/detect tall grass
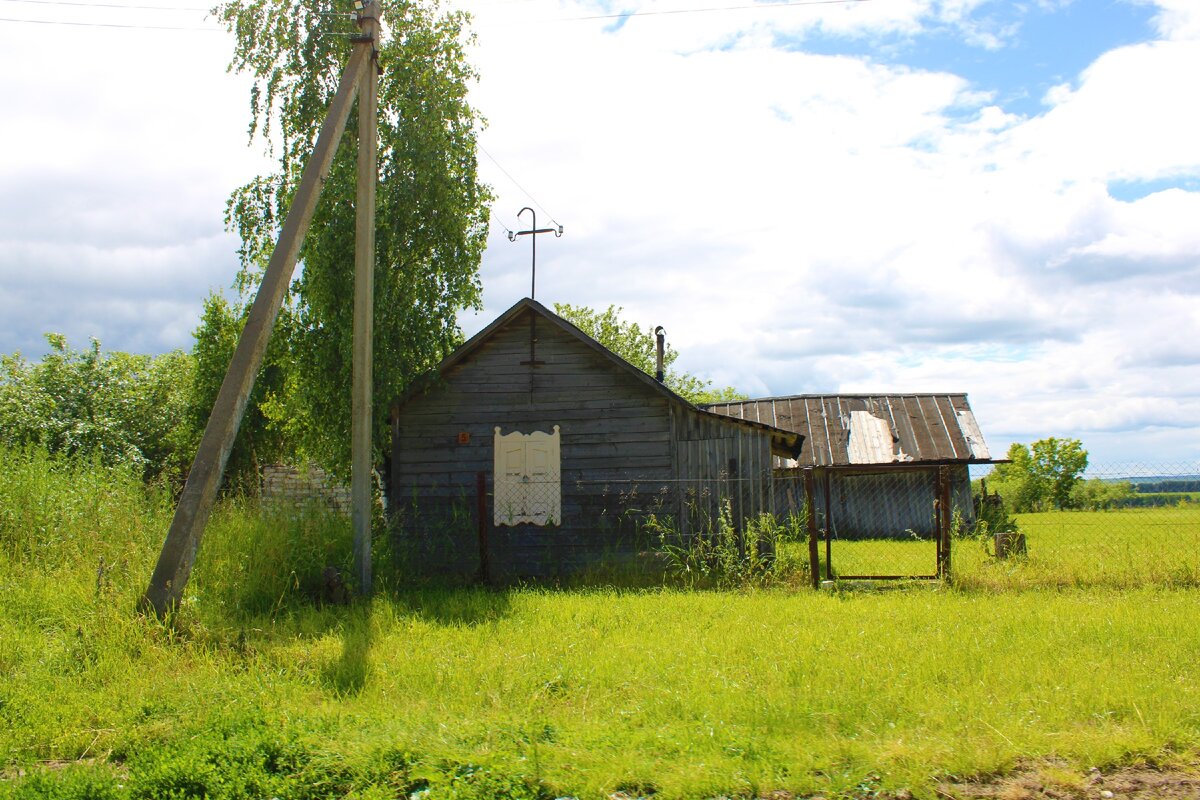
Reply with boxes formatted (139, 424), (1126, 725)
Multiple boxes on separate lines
(0, 445), (166, 567)
(791, 506), (1200, 590)
(951, 506), (1200, 589)
(3, 446), (1200, 799)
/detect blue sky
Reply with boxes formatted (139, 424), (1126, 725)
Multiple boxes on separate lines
(812, 1), (1159, 118)
(1, 0), (1198, 467)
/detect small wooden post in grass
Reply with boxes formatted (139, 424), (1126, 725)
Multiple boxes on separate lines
(994, 531), (1027, 559)
(804, 468), (820, 588)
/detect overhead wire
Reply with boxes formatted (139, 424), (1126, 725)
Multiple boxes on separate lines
(0, 14), (218, 28)
(546, 0), (873, 23)
(480, 145), (563, 231)
(490, 212), (515, 238)
(0, 0), (208, 10)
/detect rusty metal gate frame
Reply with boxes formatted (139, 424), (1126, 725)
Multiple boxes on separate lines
(803, 465), (953, 585)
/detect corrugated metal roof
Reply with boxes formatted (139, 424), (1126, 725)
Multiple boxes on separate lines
(703, 394), (993, 467)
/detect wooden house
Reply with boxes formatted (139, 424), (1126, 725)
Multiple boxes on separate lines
(389, 298), (802, 580)
(706, 394), (993, 540)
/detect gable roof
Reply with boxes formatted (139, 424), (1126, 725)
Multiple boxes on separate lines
(397, 297), (804, 457)
(705, 394), (993, 467)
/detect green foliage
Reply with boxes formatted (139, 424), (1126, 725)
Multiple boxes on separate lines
(2, 765), (124, 800)
(0, 446), (158, 567)
(198, 499), (356, 616)
(187, 293), (293, 490)
(6, 447), (1200, 798)
(123, 716), (311, 800)
(647, 503), (807, 588)
(970, 480), (1019, 539)
(988, 437), (1089, 512)
(0, 336), (194, 483)
(552, 303), (747, 406)
(1031, 436), (1089, 508)
(1118, 491), (1200, 508)
(1133, 479), (1200, 493)
(1070, 478), (1136, 510)
(215, 0), (493, 479)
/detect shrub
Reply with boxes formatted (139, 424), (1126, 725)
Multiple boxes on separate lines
(1, 765), (125, 800)
(647, 502), (807, 588)
(0, 445), (164, 567)
(193, 498), (356, 616)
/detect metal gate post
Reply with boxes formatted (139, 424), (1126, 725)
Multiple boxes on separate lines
(936, 465), (952, 579)
(804, 468), (819, 588)
(823, 469), (833, 581)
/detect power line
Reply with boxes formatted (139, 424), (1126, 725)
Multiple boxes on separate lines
(480, 145), (562, 230)
(490, 212), (514, 238)
(0, 14), (218, 28)
(549, 0), (874, 23)
(1, 0), (208, 10)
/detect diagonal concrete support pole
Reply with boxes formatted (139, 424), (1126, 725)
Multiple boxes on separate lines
(141, 39), (373, 618)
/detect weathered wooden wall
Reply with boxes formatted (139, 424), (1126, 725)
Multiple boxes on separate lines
(774, 465), (974, 539)
(391, 309), (782, 580)
(669, 404), (776, 538)
(392, 309), (676, 579)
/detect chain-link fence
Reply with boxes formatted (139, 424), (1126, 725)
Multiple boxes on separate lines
(956, 461), (1200, 589)
(389, 462), (1200, 588)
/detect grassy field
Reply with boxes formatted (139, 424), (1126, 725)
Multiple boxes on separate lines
(814, 506), (1200, 589)
(2, 447), (1200, 799)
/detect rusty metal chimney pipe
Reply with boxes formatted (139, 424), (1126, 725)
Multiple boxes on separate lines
(654, 326), (665, 383)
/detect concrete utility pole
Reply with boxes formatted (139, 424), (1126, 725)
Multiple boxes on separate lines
(352, 1), (380, 596)
(141, 2), (382, 617)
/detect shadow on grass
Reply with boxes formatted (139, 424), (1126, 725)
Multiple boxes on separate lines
(321, 603), (375, 696)
(389, 586), (513, 627)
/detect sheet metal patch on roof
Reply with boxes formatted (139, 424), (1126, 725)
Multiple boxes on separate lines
(847, 410), (901, 464)
(955, 410), (991, 460)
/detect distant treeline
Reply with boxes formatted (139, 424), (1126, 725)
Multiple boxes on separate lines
(1132, 480), (1200, 494)
(1118, 491), (1200, 508)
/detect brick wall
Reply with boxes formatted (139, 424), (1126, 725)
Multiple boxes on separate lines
(261, 464), (351, 514)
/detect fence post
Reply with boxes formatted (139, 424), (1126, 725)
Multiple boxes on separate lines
(936, 466), (952, 579)
(728, 458), (744, 559)
(823, 469), (833, 581)
(805, 468), (820, 588)
(476, 471), (490, 584)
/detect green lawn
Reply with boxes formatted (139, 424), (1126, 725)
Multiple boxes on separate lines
(800, 506), (1200, 589)
(1001, 506), (1200, 586)
(2, 449), (1200, 799)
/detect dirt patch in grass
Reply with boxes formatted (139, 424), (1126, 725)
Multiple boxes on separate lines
(935, 760), (1200, 800)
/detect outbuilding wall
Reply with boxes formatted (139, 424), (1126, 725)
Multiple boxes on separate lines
(668, 404), (778, 538)
(774, 465), (974, 539)
(391, 309), (676, 579)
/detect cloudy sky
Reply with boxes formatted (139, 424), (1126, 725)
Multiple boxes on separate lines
(1, 0), (1198, 468)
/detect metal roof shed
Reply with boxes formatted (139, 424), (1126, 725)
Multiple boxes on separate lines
(707, 394), (999, 578)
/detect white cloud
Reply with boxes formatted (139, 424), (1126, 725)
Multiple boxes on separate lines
(1144, 0), (1200, 41)
(460, 0), (1200, 464)
(0, 13), (270, 356)
(2, 0), (1198, 466)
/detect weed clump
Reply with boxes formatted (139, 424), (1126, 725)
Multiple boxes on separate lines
(646, 501), (809, 589)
